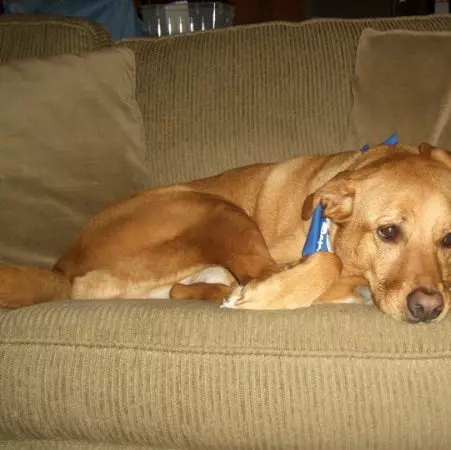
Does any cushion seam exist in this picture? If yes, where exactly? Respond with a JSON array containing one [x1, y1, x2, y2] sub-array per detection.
[[1, 340, 450, 360]]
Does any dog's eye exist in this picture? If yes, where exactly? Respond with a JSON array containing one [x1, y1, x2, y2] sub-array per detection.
[[377, 225, 400, 243], [443, 233, 451, 248]]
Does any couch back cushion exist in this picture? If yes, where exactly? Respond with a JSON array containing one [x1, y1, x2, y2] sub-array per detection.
[[0, 47, 149, 268], [121, 15, 451, 187], [0, 14, 111, 63], [343, 28, 451, 150]]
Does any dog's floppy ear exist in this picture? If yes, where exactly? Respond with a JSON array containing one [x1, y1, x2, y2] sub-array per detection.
[[301, 171, 357, 223], [419, 142, 451, 170]]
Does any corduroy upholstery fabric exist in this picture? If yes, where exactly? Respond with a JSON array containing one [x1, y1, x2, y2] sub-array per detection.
[[0, 443, 151, 449], [0, 14, 111, 63], [121, 14, 451, 187], [1, 301, 451, 449], [2, 13, 451, 450]]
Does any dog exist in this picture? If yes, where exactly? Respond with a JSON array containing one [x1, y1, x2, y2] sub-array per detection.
[[1, 142, 451, 323]]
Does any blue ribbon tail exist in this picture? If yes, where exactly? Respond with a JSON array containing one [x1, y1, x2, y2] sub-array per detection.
[[361, 131, 398, 153]]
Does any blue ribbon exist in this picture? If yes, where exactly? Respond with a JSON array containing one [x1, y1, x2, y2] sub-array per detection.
[[302, 132, 398, 257], [360, 131, 398, 153]]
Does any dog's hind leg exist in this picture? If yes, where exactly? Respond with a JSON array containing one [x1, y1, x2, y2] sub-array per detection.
[[170, 282, 233, 301], [67, 192, 285, 302], [162, 201, 285, 301]]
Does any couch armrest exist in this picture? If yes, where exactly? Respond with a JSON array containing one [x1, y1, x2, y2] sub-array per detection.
[[1, 300, 450, 448], [0, 14, 111, 63]]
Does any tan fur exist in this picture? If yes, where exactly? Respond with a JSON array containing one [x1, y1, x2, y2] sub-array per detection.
[[1, 143, 451, 323], [0, 265, 70, 307]]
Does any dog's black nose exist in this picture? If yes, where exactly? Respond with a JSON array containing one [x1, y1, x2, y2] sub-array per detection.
[[407, 288, 444, 322]]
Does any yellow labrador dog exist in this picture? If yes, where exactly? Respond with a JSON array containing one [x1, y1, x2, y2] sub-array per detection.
[[1, 142, 450, 323]]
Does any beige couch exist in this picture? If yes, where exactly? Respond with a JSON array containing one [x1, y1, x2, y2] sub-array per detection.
[[2, 12, 451, 449]]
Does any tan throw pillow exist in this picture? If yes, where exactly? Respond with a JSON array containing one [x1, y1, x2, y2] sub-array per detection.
[[343, 28, 451, 150], [0, 47, 149, 268]]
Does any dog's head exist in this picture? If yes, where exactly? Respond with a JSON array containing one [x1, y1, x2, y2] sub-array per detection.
[[303, 143, 451, 323]]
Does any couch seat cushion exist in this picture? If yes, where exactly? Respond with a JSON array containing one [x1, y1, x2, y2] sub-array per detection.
[[1, 300, 451, 448]]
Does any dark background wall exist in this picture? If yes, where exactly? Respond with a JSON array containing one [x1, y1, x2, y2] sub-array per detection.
[[229, 0, 437, 24]]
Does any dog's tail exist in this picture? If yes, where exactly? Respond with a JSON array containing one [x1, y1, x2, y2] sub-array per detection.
[[0, 264, 71, 308]]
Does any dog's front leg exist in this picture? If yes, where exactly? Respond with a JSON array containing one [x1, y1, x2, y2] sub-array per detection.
[[222, 252, 343, 310], [315, 276, 371, 305]]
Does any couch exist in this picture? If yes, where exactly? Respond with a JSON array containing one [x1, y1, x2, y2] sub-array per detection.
[[1, 12, 451, 449]]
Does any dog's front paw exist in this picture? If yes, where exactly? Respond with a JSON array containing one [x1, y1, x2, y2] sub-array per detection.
[[221, 284, 248, 309], [220, 278, 287, 310], [221, 283, 268, 310]]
